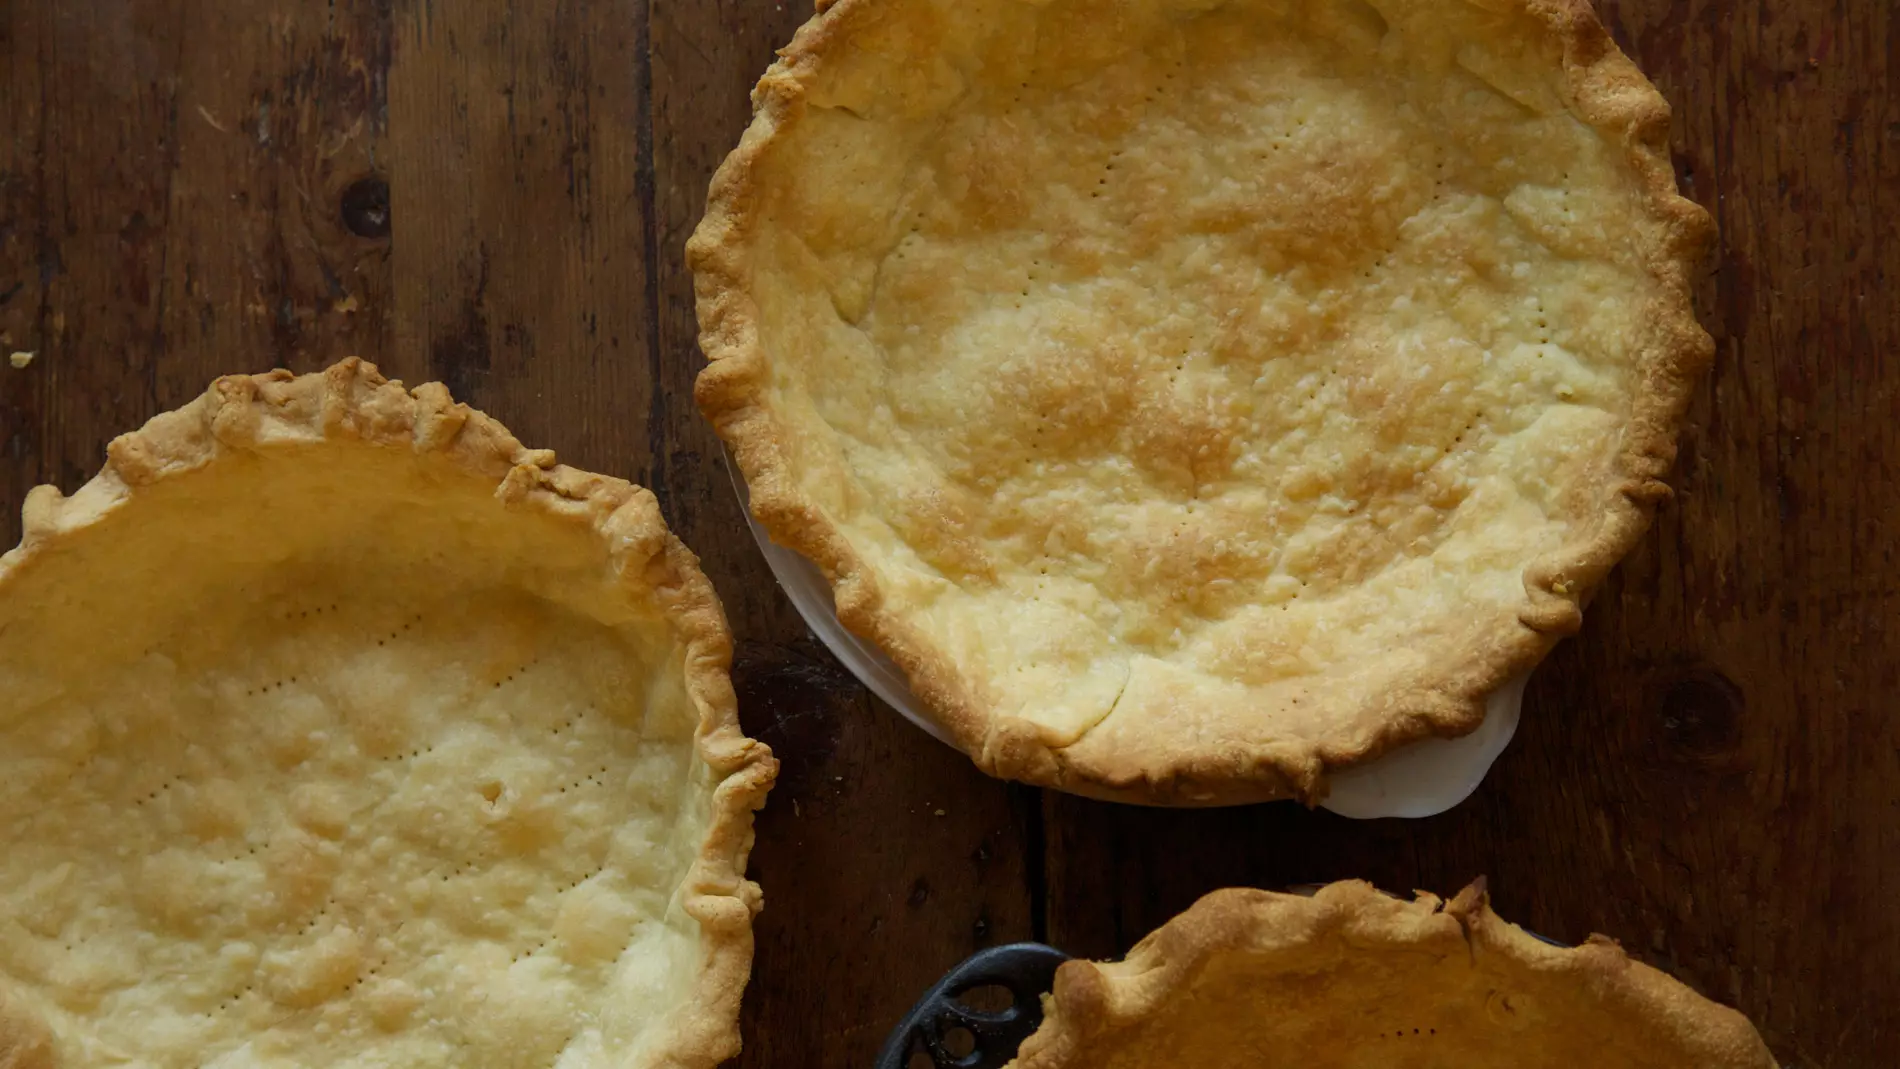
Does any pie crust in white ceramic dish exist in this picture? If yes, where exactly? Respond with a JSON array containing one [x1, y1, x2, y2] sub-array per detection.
[[693, 0, 1714, 805]]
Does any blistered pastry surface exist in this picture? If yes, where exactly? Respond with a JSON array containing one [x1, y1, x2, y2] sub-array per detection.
[[694, 0, 1710, 799]]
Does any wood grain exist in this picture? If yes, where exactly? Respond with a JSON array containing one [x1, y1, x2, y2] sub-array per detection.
[[385, 0, 659, 477], [0, 0, 1894, 1066], [646, 5, 1036, 1064]]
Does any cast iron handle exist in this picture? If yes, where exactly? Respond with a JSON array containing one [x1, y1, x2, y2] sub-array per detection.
[[874, 942, 1072, 1069]]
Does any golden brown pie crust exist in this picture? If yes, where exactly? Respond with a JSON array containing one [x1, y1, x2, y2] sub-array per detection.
[[1010, 880, 1775, 1068], [0, 361, 775, 1069], [693, 0, 1714, 805]]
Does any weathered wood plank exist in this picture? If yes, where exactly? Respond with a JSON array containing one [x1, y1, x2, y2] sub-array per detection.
[[647, 3, 1038, 1065], [384, 0, 655, 477], [1, 3, 184, 517], [0, 0, 49, 531], [150, 0, 396, 397], [0, 1, 396, 538]]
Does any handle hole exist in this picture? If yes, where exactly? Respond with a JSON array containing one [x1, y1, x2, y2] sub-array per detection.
[[953, 984, 1017, 1014], [941, 1027, 977, 1059]]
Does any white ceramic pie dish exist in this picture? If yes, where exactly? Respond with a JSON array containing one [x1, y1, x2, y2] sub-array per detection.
[[726, 457, 1522, 819]]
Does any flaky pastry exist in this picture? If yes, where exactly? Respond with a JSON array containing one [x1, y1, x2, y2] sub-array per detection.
[[1010, 880, 1775, 1068], [692, 0, 1714, 804], [0, 361, 776, 1069]]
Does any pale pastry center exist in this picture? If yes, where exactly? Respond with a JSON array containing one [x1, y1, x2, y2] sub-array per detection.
[[0, 588, 703, 1069], [761, 0, 1656, 740]]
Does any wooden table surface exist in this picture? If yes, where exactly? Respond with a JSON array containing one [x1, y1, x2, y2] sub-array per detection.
[[2, 1, 1894, 1065]]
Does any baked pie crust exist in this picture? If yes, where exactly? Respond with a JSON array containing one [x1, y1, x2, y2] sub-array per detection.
[[1010, 880, 1776, 1068], [0, 361, 776, 1069], [691, 0, 1714, 804]]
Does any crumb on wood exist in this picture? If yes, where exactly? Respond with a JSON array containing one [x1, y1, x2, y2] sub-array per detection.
[[9, 351, 33, 369]]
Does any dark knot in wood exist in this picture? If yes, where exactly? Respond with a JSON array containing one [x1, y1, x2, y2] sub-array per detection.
[[340, 176, 391, 238], [1654, 667, 1745, 763]]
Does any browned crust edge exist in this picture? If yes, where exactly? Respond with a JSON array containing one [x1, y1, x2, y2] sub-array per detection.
[[0, 359, 777, 1069], [689, 0, 1716, 805], [1008, 880, 1775, 1069]]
